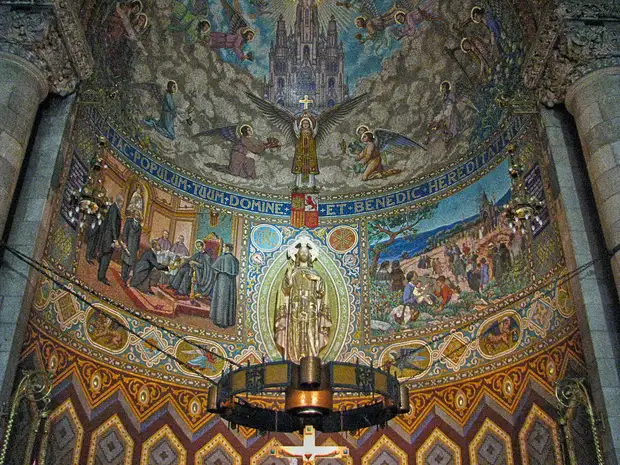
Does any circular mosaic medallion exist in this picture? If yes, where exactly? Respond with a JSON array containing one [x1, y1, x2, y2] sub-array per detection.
[[327, 226, 358, 253], [84, 306, 130, 354], [174, 339, 227, 378], [251, 224, 283, 252]]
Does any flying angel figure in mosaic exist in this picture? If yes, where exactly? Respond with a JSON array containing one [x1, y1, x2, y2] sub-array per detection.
[[245, 91, 368, 189], [193, 124, 280, 179], [168, 0, 212, 43], [349, 0, 438, 48], [353, 124, 426, 181], [208, 0, 256, 61], [392, 0, 443, 40]]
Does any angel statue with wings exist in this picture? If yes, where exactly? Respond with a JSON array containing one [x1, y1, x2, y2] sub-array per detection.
[[193, 124, 280, 179], [245, 92, 367, 190], [354, 124, 426, 181], [208, 0, 255, 61]]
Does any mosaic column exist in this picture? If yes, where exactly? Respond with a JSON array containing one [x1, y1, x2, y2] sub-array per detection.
[[0, 53, 48, 238]]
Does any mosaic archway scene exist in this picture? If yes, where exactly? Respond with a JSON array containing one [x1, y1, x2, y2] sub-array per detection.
[[16, 0, 586, 462]]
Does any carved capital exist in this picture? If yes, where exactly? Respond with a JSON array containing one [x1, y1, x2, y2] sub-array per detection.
[[523, 0, 620, 106], [0, 0, 94, 96]]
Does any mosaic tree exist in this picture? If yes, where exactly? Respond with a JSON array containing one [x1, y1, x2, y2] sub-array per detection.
[[368, 204, 437, 274]]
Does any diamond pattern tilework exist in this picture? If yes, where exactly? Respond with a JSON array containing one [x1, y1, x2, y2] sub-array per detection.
[[370, 450, 401, 465], [254, 458, 292, 465], [519, 405, 562, 465], [201, 449, 235, 465], [319, 458, 348, 465], [139, 425, 186, 465], [528, 421, 551, 456], [477, 433, 507, 465], [196, 433, 241, 465], [417, 429, 461, 465], [149, 439, 179, 465], [425, 443, 456, 465], [95, 429, 126, 465], [48, 414, 77, 465]]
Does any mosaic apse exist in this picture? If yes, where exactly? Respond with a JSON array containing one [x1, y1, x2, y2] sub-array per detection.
[[19, 0, 584, 462]]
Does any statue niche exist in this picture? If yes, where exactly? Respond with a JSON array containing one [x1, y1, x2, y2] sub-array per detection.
[[274, 239, 332, 363]]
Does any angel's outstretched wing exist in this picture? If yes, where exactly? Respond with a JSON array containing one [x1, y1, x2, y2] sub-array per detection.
[[244, 92, 296, 144], [129, 82, 163, 103], [394, 0, 439, 14], [192, 0, 210, 15], [315, 93, 368, 145], [375, 128, 426, 151], [192, 125, 239, 143], [182, 348, 203, 356], [352, 0, 378, 19], [450, 78, 480, 113], [221, 0, 250, 33]]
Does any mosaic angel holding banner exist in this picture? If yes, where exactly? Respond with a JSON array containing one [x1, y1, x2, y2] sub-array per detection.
[[245, 92, 367, 190]]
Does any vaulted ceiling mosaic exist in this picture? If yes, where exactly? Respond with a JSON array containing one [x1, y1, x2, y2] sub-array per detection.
[[82, 0, 534, 196]]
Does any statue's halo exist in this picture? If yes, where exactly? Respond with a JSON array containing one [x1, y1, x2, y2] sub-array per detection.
[[287, 236, 320, 263]]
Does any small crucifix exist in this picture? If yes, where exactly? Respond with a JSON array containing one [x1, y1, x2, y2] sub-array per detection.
[[270, 425, 349, 465], [299, 95, 314, 111]]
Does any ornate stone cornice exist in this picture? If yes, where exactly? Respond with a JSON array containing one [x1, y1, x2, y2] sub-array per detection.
[[0, 0, 94, 96], [523, 0, 620, 107]]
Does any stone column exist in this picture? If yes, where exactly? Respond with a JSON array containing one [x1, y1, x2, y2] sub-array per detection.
[[0, 0, 94, 239], [524, 2, 620, 464], [0, 53, 48, 238], [566, 68, 620, 297], [0, 0, 93, 404]]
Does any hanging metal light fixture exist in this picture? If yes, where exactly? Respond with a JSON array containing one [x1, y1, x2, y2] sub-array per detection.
[[206, 356, 410, 433], [503, 145, 544, 235], [67, 136, 110, 231]]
